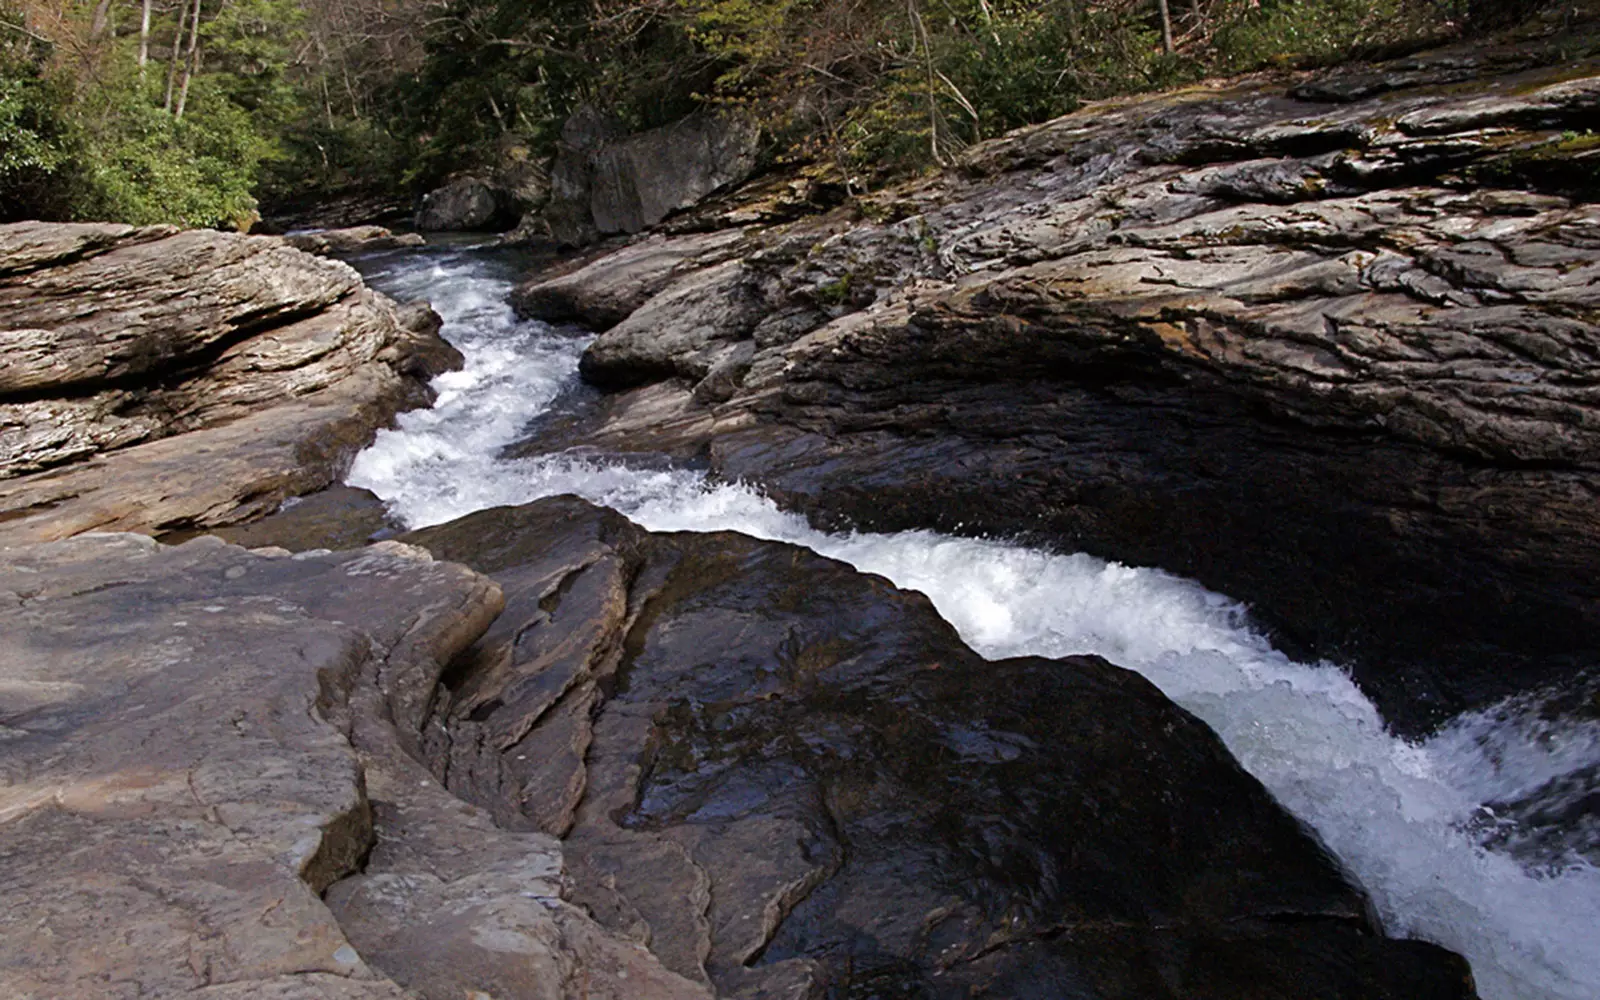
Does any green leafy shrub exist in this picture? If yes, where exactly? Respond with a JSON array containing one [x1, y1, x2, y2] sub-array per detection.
[[1207, 0, 1445, 71], [75, 75, 275, 228]]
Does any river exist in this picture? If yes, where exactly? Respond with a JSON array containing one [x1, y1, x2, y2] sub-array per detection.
[[345, 242, 1600, 1000]]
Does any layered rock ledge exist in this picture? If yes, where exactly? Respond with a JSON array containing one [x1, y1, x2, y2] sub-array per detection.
[[0, 528, 706, 1000], [0, 497, 1478, 999], [514, 40, 1600, 733], [0, 222, 460, 546]]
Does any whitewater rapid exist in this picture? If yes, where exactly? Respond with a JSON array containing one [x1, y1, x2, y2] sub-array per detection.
[[347, 247, 1600, 1000]]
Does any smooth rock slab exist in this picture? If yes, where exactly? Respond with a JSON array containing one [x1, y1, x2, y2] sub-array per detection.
[[403, 496, 1478, 1000], [0, 531, 707, 1000]]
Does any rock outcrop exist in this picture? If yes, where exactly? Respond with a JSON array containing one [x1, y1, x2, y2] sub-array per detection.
[[0, 529, 708, 1000], [545, 110, 762, 246], [403, 497, 1472, 1000], [512, 38, 1600, 733], [283, 226, 425, 256], [508, 37, 1600, 732], [0, 222, 460, 547], [258, 192, 413, 235], [416, 177, 523, 232], [0, 497, 1479, 998]]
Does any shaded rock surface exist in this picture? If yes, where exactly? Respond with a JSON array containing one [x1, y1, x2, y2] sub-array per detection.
[[415, 177, 523, 232], [257, 192, 413, 235], [0, 528, 710, 1000], [397, 495, 1476, 1000], [0, 222, 461, 547], [161, 484, 400, 551], [515, 39, 1600, 734], [545, 110, 762, 246]]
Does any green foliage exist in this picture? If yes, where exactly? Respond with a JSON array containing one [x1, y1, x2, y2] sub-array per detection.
[[1, 0, 300, 228], [258, 115, 410, 203], [3, 0, 1573, 224], [380, 0, 716, 193], [75, 73, 276, 228], [0, 5, 75, 220], [0, 73, 64, 175], [1207, 0, 1441, 72]]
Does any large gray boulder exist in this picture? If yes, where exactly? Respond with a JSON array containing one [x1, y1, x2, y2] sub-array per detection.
[[545, 110, 760, 246], [283, 226, 425, 256], [414, 177, 520, 232], [391, 496, 1476, 1000], [0, 496, 1477, 999]]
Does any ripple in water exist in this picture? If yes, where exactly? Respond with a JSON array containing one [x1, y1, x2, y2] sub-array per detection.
[[348, 247, 1600, 1000]]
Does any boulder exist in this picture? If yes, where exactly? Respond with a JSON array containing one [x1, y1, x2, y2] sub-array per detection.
[[0, 530, 708, 1000], [392, 496, 1477, 1000], [544, 110, 761, 246], [257, 192, 412, 235], [511, 229, 751, 328], [283, 226, 425, 256], [0, 222, 461, 546], [415, 177, 520, 232], [521, 43, 1600, 734], [0, 498, 1478, 998]]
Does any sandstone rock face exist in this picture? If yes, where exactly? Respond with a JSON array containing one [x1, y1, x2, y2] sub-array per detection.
[[258, 192, 412, 235], [545, 110, 762, 246], [0, 222, 461, 547], [515, 43, 1600, 733], [0, 529, 712, 1000], [509, 229, 752, 329], [395, 496, 1476, 1000]]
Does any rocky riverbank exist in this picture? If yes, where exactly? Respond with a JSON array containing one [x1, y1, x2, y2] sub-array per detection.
[[0, 215, 1487, 996], [0, 222, 459, 546], [512, 37, 1600, 734], [0, 496, 1478, 999], [10, 24, 1600, 996]]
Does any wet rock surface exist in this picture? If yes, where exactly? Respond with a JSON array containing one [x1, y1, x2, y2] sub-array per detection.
[[515, 41, 1600, 734], [0, 222, 461, 547], [162, 484, 400, 551], [400, 496, 1477, 1000]]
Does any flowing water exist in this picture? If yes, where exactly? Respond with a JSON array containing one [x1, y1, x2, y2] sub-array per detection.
[[346, 245, 1600, 1000]]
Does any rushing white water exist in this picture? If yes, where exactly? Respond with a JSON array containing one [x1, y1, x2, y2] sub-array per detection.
[[348, 247, 1600, 1000]]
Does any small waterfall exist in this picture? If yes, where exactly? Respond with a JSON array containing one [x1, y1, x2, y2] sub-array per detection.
[[348, 246, 1600, 1000]]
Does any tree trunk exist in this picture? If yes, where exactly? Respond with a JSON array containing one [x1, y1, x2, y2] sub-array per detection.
[[137, 0, 152, 81], [88, 0, 114, 40], [175, 0, 202, 120], [1158, 0, 1175, 54], [909, 0, 945, 166], [164, 0, 190, 112]]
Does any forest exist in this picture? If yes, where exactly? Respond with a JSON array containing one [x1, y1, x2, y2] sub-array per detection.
[[0, 0, 1553, 228]]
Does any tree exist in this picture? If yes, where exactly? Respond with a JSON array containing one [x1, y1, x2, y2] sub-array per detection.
[[174, 0, 199, 119], [137, 0, 151, 80]]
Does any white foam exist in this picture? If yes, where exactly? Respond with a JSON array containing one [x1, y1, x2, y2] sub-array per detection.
[[348, 250, 1600, 1000]]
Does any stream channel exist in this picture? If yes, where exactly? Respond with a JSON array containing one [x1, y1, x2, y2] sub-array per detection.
[[342, 243, 1599, 1000]]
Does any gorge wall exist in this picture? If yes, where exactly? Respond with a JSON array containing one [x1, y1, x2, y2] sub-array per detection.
[[515, 37, 1600, 734]]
